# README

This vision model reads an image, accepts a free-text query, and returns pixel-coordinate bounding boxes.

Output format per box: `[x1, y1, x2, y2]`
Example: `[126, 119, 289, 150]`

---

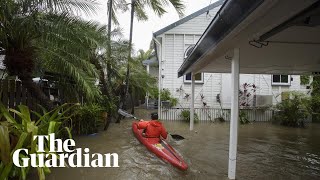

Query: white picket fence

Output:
[159, 108, 274, 122]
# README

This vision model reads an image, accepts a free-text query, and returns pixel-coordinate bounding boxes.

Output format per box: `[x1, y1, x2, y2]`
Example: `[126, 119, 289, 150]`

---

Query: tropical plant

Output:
[0, 0, 104, 108]
[154, 89, 178, 107]
[215, 116, 226, 122]
[239, 111, 250, 124]
[119, 0, 185, 120]
[72, 104, 104, 135]
[0, 102, 76, 180]
[300, 75, 311, 85]
[311, 76, 320, 123]
[272, 92, 311, 127]
[180, 109, 199, 123]
[239, 83, 256, 107]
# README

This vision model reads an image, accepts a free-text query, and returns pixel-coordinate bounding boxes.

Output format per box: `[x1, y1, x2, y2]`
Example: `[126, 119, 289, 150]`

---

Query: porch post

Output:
[146, 64, 150, 108]
[190, 72, 195, 131]
[228, 48, 240, 179]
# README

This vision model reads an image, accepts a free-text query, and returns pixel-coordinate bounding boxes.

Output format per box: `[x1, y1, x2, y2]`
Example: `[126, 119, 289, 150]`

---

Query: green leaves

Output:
[0, 125, 11, 164]
[0, 101, 76, 180]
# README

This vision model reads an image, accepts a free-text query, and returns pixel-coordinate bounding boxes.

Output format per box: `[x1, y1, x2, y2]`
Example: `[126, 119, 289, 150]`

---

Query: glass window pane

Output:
[281, 75, 288, 83]
[195, 73, 202, 81]
[185, 73, 191, 81]
[273, 75, 280, 82]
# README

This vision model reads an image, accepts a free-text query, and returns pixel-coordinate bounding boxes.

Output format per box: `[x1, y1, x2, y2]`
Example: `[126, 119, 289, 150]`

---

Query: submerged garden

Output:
[1, 0, 320, 180]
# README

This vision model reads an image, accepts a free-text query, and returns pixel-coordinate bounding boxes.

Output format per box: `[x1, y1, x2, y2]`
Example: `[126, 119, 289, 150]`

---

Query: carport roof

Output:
[178, 0, 320, 77]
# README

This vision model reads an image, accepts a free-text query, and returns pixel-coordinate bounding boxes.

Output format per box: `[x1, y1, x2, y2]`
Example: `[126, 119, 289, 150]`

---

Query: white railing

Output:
[159, 108, 274, 122]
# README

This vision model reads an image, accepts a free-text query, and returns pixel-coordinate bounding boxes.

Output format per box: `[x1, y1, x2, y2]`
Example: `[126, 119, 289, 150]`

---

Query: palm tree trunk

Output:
[4, 49, 53, 110]
[20, 76, 53, 110]
[102, 0, 114, 130]
[116, 0, 135, 123]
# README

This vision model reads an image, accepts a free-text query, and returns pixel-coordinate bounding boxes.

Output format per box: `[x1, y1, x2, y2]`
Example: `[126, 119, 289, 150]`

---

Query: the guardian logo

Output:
[13, 133, 119, 168]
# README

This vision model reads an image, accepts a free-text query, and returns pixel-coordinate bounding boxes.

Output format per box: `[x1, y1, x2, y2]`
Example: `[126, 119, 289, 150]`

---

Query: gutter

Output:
[177, 0, 265, 77]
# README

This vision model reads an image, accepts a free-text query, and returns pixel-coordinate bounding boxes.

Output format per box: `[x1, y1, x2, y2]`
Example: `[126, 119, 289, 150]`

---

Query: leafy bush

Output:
[310, 94, 320, 123]
[180, 110, 199, 123]
[300, 75, 310, 85]
[272, 92, 311, 127]
[160, 89, 178, 107]
[239, 111, 250, 124]
[72, 104, 104, 135]
[150, 89, 178, 107]
[215, 117, 225, 122]
[0, 102, 75, 180]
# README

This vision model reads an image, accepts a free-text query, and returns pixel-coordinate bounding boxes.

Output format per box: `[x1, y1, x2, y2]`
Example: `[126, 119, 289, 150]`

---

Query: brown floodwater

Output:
[43, 117, 320, 180]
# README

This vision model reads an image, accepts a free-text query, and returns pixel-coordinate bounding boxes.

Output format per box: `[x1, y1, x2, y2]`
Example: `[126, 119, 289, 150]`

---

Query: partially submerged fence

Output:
[160, 108, 275, 122]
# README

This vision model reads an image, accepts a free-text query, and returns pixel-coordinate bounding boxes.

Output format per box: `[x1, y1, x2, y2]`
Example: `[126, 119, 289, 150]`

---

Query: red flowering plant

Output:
[239, 83, 257, 108]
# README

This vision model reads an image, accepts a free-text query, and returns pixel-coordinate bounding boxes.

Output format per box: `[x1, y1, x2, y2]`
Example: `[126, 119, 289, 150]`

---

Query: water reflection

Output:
[44, 121, 320, 180]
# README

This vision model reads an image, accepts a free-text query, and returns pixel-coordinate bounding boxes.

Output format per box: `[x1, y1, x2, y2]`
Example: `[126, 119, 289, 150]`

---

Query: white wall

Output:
[161, 32, 223, 108]
[165, 7, 221, 35]
[221, 74, 309, 108]
[157, 5, 309, 109]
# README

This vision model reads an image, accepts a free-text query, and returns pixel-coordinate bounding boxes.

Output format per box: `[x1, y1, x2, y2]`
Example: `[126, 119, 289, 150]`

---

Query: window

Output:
[184, 72, 204, 83]
[183, 45, 203, 83]
[272, 75, 291, 85]
[184, 45, 195, 59]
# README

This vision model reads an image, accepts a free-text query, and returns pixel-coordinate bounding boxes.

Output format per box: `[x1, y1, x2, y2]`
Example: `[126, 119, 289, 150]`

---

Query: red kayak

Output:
[132, 121, 188, 170]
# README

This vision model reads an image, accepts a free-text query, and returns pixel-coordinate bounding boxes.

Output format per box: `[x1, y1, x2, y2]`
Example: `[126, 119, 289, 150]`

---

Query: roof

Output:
[178, 0, 320, 76]
[178, 0, 264, 77]
[153, 0, 225, 37]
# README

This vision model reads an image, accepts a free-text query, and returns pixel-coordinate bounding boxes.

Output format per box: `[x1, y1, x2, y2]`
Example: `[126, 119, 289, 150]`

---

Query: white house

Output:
[175, 0, 320, 179]
[153, 0, 310, 111]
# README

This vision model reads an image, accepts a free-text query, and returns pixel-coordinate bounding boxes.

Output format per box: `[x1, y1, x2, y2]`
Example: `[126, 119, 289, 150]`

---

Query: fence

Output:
[0, 80, 78, 119]
[0, 80, 42, 112]
[159, 108, 275, 122]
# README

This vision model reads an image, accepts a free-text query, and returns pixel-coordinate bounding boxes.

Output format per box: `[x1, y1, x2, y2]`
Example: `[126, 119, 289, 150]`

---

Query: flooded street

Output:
[45, 116, 320, 180]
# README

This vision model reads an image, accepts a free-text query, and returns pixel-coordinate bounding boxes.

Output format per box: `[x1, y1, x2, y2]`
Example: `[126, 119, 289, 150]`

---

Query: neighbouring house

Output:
[153, 0, 311, 112]
[142, 53, 159, 108]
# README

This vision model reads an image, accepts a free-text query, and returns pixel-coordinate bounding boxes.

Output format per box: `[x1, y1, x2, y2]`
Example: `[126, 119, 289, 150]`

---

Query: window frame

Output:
[271, 75, 291, 86]
[183, 72, 204, 84]
[183, 44, 204, 83]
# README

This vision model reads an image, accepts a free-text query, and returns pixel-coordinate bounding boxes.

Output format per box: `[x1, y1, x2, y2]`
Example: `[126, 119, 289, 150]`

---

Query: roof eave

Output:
[153, 0, 225, 37]
[178, 0, 265, 77]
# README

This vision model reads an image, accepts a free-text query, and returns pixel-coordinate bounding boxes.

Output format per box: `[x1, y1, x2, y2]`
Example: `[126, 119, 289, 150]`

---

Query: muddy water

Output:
[46, 120, 320, 180]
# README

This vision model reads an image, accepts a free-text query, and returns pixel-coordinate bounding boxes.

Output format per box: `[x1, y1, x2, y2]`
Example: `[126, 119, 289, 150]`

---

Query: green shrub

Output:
[0, 102, 75, 180]
[161, 89, 178, 107]
[239, 111, 250, 124]
[215, 117, 225, 122]
[150, 89, 178, 107]
[72, 104, 104, 135]
[300, 75, 310, 85]
[180, 110, 199, 123]
[273, 92, 311, 127]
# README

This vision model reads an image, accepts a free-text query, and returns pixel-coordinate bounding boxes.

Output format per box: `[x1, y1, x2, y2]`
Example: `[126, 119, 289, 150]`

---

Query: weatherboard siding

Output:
[162, 33, 221, 108]
[165, 6, 221, 35]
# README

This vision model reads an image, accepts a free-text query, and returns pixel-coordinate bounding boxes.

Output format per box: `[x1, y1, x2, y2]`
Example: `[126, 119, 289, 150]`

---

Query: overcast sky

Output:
[86, 0, 219, 52]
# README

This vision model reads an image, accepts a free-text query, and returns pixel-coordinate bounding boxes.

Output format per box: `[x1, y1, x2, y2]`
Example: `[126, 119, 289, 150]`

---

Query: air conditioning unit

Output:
[254, 95, 273, 107]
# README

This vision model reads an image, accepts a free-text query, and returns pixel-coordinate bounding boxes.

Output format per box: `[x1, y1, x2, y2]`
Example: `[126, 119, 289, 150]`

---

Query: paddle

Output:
[117, 109, 185, 140]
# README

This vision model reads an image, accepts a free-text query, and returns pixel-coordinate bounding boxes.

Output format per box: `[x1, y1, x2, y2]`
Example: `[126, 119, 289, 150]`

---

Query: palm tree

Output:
[0, 0, 104, 108]
[129, 49, 157, 108]
[117, 0, 185, 121]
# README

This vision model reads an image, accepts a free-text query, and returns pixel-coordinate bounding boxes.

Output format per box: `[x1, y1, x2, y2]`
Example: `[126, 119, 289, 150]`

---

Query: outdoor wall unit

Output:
[254, 95, 273, 107]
